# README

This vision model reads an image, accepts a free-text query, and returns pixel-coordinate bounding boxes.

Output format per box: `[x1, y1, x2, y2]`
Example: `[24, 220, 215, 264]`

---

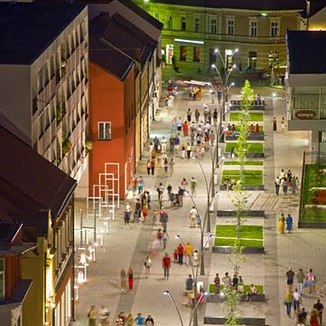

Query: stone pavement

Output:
[72, 85, 326, 326]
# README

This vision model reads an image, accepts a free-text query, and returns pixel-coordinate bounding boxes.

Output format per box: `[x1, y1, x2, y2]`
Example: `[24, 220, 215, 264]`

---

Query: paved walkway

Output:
[72, 85, 326, 326]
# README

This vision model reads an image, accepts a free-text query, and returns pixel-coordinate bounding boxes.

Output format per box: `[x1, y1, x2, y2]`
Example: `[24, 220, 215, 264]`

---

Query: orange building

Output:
[89, 15, 136, 201]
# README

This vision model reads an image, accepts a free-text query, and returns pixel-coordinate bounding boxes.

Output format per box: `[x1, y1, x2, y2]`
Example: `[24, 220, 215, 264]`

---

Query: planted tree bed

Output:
[225, 142, 264, 158]
[229, 112, 264, 122]
[225, 133, 264, 141]
[223, 160, 263, 166]
[299, 164, 326, 227]
[221, 170, 264, 190]
[213, 225, 264, 253]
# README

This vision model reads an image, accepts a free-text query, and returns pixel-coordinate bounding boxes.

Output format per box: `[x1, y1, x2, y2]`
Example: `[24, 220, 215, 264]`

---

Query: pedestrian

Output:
[186, 142, 192, 159]
[275, 176, 280, 195]
[99, 305, 110, 326]
[222, 272, 232, 288]
[124, 203, 131, 229]
[195, 109, 200, 123]
[184, 242, 194, 266]
[87, 305, 97, 326]
[286, 214, 293, 233]
[189, 206, 197, 228]
[282, 177, 288, 195]
[284, 288, 293, 317]
[146, 159, 151, 176]
[174, 134, 180, 152]
[183, 120, 189, 137]
[190, 176, 197, 196]
[214, 273, 221, 294]
[126, 313, 134, 326]
[144, 314, 154, 326]
[173, 248, 178, 263]
[120, 269, 128, 294]
[313, 299, 324, 325]
[144, 255, 152, 278]
[213, 108, 218, 125]
[150, 157, 155, 175]
[181, 177, 188, 191]
[281, 116, 286, 131]
[286, 267, 295, 289]
[160, 136, 167, 154]
[272, 117, 277, 131]
[159, 207, 168, 231]
[162, 230, 169, 249]
[291, 176, 297, 195]
[186, 108, 192, 122]
[137, 176, 144, 193]
[135, 313, 145, 325]
[186, 274, 194, 291]
[169, 158, 174, 176]
[297, 307, 307, 325]
[238, 276, 244, 293]
[163, 156, 168, 175]
[293, 288, 301, 312]
[278, 213, 285, 234]
[128, 267, 134, 292]
[310, 309, 319, 326]
[193, 249, 199, 267]
[178, 187, 184, 207]
[134, 198, 141, 223]
[152, 209, 158, 227]
[177, 243, 184, 265]
[296, 268, 305, 294]
[305, 269, 316, 294]
[162, 253, 171, 280]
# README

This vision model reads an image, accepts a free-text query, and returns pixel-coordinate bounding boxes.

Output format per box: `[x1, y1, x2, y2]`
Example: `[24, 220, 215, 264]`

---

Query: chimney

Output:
[306, 0, 311, 17]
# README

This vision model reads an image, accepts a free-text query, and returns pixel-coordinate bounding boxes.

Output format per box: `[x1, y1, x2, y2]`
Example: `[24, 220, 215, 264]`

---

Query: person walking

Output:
[99, 305, 110, 326]
[189, 206, 198, 228]
[296, 268, 305, 295]
[128, 267, 134, 292]
[286, 214, 293, 233]
[310, 309, 320, 326]
[126, 313, 134, 326]
[278, 213, 285, 234]
[146, 159, 151, 176]
[195, 108, 200, 123]
[162, 253, 171, 280]
[186, 142, 192, 159]
[222, 272, 232, 289]
[214, 273, 221, 294]
[183, 120, 189, 137]
[306, 268, 316, 294]
[284, 289, 293, 317]
[293, 288, 301, 313]
[144, 314, 155, 326]
[313, 299, 324, 325]
[135, 313, 145, 325]
[186, 108, 192, 122]
[177, 243, 184, 265]
[162, 230, 169, 249]
[184, 242, 194, 266]
[275, 176, 280, 195]
[120, 269, 128, 294]
[169, 159, 174, 176]
[272, 117, 277, 131]
[159, 207, 169, 232]
[144, 255, 152, 278]
[124, 203, 132, 229]
[190, 176, 197, 196]
[286, 267, 295, 289]
[87, 305, 97, 326]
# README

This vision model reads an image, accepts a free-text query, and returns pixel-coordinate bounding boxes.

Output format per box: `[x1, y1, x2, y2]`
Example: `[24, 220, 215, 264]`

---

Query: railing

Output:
[299, 151, 306, 223]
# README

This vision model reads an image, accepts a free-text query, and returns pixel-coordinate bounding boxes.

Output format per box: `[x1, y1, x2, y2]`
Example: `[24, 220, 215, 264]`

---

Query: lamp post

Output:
[163, 290, 185, 326]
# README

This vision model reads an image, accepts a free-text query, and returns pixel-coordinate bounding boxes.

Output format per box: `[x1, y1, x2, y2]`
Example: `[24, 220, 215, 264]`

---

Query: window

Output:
[167, 16, 172, 30]
[0, 259, 4, 300]
[179, 46, 187, 61]
[270, 21, 279, 37]
[193, 47, 201, 62]
[194, 17, 200, 32]
[181, 17, 186, 31]
[248, 51, 257, 70]
[209, 18, 217, 34]
[249, 20, 258, 37]
[227, 19, 235, 35]
[98, 122, 111, 140]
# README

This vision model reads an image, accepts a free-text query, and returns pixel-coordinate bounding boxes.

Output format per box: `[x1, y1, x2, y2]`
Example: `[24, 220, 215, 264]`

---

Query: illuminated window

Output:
[193, 47, 201, 62]
[179, 46, 187, 61]
[98, 122, 111, 140]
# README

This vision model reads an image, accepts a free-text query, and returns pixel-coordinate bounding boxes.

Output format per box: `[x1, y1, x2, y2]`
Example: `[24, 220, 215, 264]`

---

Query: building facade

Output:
[0, 2, 89, 197]
[136, 0, 307, 77]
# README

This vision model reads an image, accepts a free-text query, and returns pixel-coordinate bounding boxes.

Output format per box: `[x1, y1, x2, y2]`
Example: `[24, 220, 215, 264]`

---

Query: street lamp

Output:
[163, 290, 185, 326]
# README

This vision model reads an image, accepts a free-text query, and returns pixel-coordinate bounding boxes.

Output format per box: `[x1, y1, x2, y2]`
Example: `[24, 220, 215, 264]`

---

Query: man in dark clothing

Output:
[186, 275, 194, 291]
[159, 207, 169, 231]
[313, 299, 324, 325]
[145, 314, 154, 326]
[286, 267, 295, 289]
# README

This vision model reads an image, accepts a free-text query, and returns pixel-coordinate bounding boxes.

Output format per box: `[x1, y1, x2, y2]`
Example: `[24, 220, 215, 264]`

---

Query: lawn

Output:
[208, 284, 264, 294]
[215, 225, 263, 247]
[229, 112, 264, 122]
[222, 170, 263, 186]
[225, 142, 264, 154]
[223, 160, 263, 166]
[300, 164, 326, 223]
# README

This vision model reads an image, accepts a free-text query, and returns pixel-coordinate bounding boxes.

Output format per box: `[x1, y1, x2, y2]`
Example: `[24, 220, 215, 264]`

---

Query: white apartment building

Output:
[0, 2, 89, 197]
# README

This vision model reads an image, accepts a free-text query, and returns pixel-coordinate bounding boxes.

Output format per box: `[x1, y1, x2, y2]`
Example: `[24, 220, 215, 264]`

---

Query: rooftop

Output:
[0, 2, 86, 65]
[287, 31, 326, 74]
[0, 126, 77, 220]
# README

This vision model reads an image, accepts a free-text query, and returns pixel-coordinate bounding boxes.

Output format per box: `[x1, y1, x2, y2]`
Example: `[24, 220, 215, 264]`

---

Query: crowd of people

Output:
[275, 168, 300, 196]
[282, 267, 323, 325]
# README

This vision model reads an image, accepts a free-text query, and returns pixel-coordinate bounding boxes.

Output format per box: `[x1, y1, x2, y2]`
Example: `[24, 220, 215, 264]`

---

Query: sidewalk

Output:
[72, 85, 326, 326]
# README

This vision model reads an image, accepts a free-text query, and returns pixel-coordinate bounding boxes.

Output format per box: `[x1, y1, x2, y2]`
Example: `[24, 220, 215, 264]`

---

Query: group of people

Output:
[272, 116, 287, 132]
[278, 213, 293, 234]
[275, 168, 300, 195]
[283, 267, 322, 325]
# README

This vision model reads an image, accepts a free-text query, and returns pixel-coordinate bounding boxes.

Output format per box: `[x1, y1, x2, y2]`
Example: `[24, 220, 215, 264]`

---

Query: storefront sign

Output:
[295, 110, 316, 119]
